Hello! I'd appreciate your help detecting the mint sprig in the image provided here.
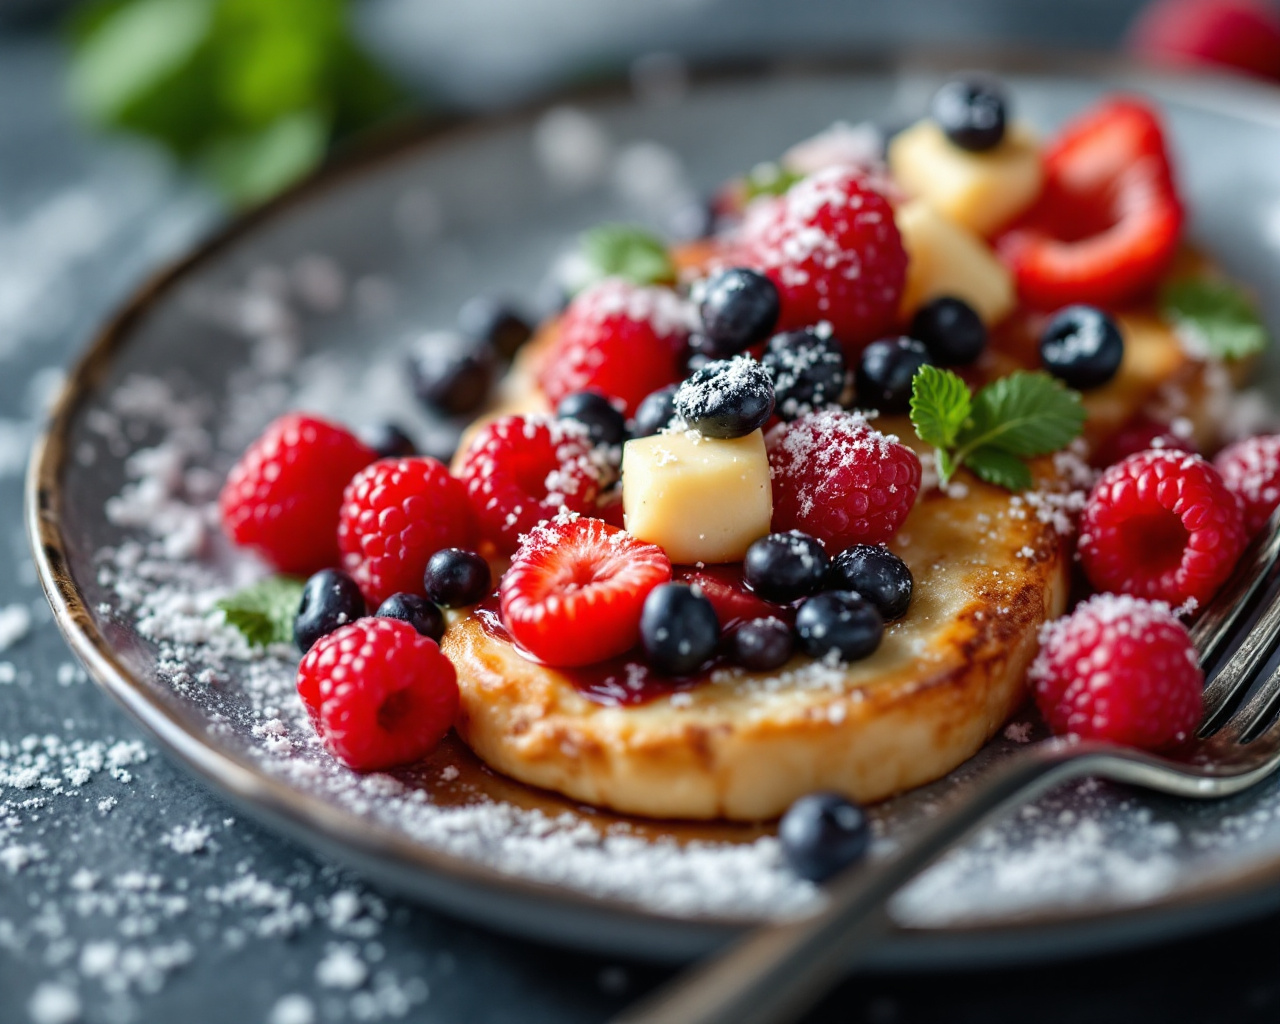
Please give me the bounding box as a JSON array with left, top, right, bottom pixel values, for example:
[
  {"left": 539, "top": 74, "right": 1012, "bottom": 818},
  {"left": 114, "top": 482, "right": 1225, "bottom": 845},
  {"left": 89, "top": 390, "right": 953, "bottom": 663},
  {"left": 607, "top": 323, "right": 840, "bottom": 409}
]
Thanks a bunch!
[
  {"left": 215, "top": 576, "right": 304, "bottom": 647},
  {"left": 1160, "top": 277, "right": 1269, "bottom": 361},
  {"left": 909, "top": 366, "right": 1086, "bottom": 491},
  {"left": 580, "top": 223, "right": 677, "bottom": 287}
]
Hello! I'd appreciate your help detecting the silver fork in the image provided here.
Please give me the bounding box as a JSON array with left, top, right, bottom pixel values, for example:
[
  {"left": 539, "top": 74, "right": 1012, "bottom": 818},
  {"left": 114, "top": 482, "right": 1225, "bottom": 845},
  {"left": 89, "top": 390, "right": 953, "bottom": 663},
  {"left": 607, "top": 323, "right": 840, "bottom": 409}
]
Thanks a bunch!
[{"left": 611, "top": 507, "right": 1280, "bottom": 1024}]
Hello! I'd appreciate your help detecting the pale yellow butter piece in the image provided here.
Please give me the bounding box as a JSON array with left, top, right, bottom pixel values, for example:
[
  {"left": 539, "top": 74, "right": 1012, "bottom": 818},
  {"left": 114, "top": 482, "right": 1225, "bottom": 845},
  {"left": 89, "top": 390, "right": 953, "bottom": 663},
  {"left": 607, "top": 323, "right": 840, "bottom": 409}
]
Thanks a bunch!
[
  {"left": 622, "top": 428, "right": 772, "bottom": 564},
  {"left": 888, "top": 119, "right": 1043, "bottom": 237},
  {"left": 896, "top": 199, "right": 1015, "bottom": 325}
]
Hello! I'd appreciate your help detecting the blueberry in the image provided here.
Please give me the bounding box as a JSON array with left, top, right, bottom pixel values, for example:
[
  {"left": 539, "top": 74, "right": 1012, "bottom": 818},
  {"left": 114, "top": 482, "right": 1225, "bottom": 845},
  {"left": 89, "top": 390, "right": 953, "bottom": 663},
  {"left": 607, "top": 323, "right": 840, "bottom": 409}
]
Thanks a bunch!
[
  {"left": 556, "top": 391, "right": 628, "bottom": 447},
  {"left": 779, "top": 792, "right": 871, "bottom": 882},
  {"left": 932, "top": 76, "right": 1008, "bottom": 152},
  {"left": 629, "top": 385, "right": 679, "bottom": 438},
  {"left": 827, "top": 545, "right": 913, "bottom": 620},
  {"left": 673, "top": 358, "right": 775, "bottom": 439},
  {"left": 407, "top": 331, "right": 496, "bottom": 416},
  {"left": 910, "top": 296, "right": 987, "bottom": 367},
  {"left": 640, "top": 583, "right": 720, "bottom": 675},
  {"left": 1039, "top": 305, "right": 1125, "bottom": 390},
  {"left": 458, "top": 295, "right": 533, "bottom": 362},
  {"left": 728, "top": 617, "right": 794, "bottom": 672},
  {"left": 855, "top": 337, "right": 932, "bottom": 414},
  {"left": 744, "top": 531, "right": 831, "bottom": 603},
  {"left": 424, "top": 548, "right": 492, "bottom": 608},
  {"left": 376, "top": 593, "right": 445, "bottom": 642},
  {"left": 761, "top": 329, "right": 848, "bottom": 420},
  {"left": 794, "top": 591, "right": 883, "bottom": 662},
  {"left": 361, "top": 422, "right": 417, "bottom": 460},
  {"left": 698, "top": 268, "right": 781, "bottom": 358},
  {"left": 295, "top": 569, "right": 365, "bottom": 653}
]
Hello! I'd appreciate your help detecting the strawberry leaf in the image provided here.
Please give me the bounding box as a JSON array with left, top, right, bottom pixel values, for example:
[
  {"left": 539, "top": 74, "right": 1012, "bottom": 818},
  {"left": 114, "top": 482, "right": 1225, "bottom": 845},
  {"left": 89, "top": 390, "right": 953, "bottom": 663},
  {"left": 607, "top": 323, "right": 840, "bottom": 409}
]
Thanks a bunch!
[{"left": 581, "top": 223, "right": 676, "bottom": 287}]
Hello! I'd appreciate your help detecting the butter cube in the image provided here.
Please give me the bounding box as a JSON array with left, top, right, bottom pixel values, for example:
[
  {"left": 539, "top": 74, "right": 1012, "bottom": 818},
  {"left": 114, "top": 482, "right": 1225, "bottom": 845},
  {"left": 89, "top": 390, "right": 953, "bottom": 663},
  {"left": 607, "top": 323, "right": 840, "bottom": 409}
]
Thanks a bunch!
[
  {"left": 888, "top": 120, "right": 1043, "bottom": 237},
  {"left": 622, "top": 429, "right": 772, "bottom": 564},
  {"left": 896, "top": 199, "right": 1015, "bottom": 325}
]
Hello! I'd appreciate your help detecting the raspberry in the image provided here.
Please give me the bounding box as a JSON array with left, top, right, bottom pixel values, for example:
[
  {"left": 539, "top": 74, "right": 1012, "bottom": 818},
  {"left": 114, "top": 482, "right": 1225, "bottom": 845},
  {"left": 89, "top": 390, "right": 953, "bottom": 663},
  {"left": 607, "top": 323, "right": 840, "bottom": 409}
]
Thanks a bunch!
[
  {"left": 296, "top": 617, "right": 458, "bottom": 772},
  {"left": 337, "top": 457, "right": 475, "bottom": 607},
  {"left": 1214, "top": 433, "right": 1280, "bottom": 535},
  {"left": 1079, "top": 449, "right": 1246, "bottom": 607},
  {"left": 736, "top": 167, "right": 907, "bottom": 353},
  {"left": 220, "top": 413, "right": 375, "bottom": 575},
  {"left": 1030, "top": 594, "right": 1202, "bottom": 750},
  {"left": 766, "top": 409, "right": 921, "bottom": 550},
  {"left": 1091, "top": 415, "right": 1196, "bottom": 469},
  {"left": 499, "top": 515, "right": 672, "bottom": 667},
  {"left": 456, "top": 414, "right": 604, "bottom": 553},
  {"left": 536, "top": 278, "right": 690, "bottom": 415}
]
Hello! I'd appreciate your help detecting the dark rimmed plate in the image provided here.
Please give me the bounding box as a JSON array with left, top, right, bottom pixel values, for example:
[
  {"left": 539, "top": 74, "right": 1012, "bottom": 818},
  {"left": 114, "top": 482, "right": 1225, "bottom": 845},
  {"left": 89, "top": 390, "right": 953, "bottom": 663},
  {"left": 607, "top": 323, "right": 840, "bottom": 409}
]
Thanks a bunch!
[{"left": 27, "top": 57, "right": 1280, "bottom": 967}]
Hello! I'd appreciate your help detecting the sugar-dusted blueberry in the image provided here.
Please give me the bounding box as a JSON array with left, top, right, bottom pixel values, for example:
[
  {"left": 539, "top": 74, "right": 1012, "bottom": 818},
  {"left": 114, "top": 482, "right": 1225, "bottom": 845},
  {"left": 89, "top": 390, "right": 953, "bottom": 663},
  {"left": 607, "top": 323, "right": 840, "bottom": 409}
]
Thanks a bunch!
[
  {"left": 673, "top": 358, "right": 775, "bottom": 439},
  {"left": 424, "top": 547, "right": 492, "bottom": 608},
  {"left": 458, "top": 295, "right": 533, "bottom": 362},
  {"left": 630, "top": 384, "right": 680, "bottom": 438},
  {"left": 407, "top": 331, "right": 497, "bottom": 416},
  {"left": 932, "top": 75, "right": 1008, "bottom": 152},
  {"left": 698, "top": 267, "right": 781, "bottom": 358},
  {"left": 376, "top": 593, "right": 445, "bottom": 643},
  {"left": 779, "top": 792, "right": 872, "bottom": 882},
  {"left": 728, "top": 617, "right": 794, "bottom": 672},
  {"left": 295, "top": 569, "right": 365, "bottom": 653},
  {"left": 1039, "top": 305, "right": 1125, "bottom": 390},
  {"left": 360, "top": 422, "right": 418, "bottom": 460},
  {"left": 910, "top": 296, "right": 987, "bottom": 366},
  {"left": 795, "top": 591, "right": 883, "bottom": 662},
  {"left": 855, "top": 336, "right": 932, "bottom": 414},
  {"left": 828, "top": 544, "right": 913, "bottom": 620},
  {"left": 744, "top": 531, "right": 831, "bottom": 603},
  {"left": 640, "top": 582, "right": 720, "bottom": 675},
  {"left": 762, "top": 328, "right": 848, "bottom": 420},
  {"left": 556, "top": 390, "right": 628, "bottom": 447}
]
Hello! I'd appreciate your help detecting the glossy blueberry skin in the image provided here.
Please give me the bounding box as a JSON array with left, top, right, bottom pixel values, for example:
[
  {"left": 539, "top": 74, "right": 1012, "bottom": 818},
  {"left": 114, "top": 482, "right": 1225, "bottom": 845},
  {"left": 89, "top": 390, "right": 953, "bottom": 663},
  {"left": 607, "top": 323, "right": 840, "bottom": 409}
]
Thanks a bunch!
[
  {"left": 931, "top": 76, "right": 1008, "bottom": 152},
  {"left": 698, "top": 267, "right": 781, "bottom": 358},
  {"left": 629, "top": 384, "right": 680, "bottom": 438},
  {"left": 673, "top": 358, "right": 775, "bottom": 439},
  {"left": 361, "top": 422, "right": 417, "bottom": 460},
  {"left": 827, "top": 545, "right": 913, "bottom": 620},
  {"left": 779, "top": 792, "right": 872, "bottom": 882},
  {"left": 407, "top": 332, "right": 496, "bottom": 416},
  {"left": 556, "top": 390, "right": 628, "bottom": 447},
  {"left": 1039, "top": 305, "right": 1125, "bottom": 390},
  {"left": 794, "top": 591, "right": 883, "bottom": 663},
  {"left": 423, "top": 548, "right": 492, "bottom": 608},
  {"left": 910, "top": 296, "right": 987, "bottom": 367},
  {"left": 640, "top": 583, "right": 720, "bottom": 676},
  {"left": 295, "top": 569, "right": 365, "bottom": 653},
  {"left": 855, "top": 337, "right": 933, "bottom": 414},
  {"left": 762, "top": 329, "right": 848, "bottom": 420},
  {"left": 744, "top": 531, "right": 831, "bottom": 603},
  {"left": 376, "top": 593, "right": 445, "bottom": 643},
  {"left": 458, "top": 295, "right": 533, "bottom": 362},
  {"left": 727, "top": 617, "right": 794, "bottom": 672}
]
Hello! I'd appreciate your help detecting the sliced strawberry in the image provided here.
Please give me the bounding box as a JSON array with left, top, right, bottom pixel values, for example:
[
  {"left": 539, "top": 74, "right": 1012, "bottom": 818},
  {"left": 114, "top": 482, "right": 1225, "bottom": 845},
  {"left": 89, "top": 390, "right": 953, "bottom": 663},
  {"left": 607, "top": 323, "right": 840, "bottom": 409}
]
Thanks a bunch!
[
  {"left": 996, "top": 97, "right": 1184, "bottom": 309},
  {"left": 676, "top": 566, "right": 792, "bottom": 628},
  {"left": 499, "top": 516, "right": 673, "bottom": 667}
]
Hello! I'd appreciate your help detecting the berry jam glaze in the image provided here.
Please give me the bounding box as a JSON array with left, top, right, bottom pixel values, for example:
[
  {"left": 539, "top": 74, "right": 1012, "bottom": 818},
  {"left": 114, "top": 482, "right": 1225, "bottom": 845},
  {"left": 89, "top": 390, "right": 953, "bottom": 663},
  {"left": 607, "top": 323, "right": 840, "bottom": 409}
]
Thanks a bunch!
[{"left": 472, "top": 565, "right": 792, "bottom": 707}]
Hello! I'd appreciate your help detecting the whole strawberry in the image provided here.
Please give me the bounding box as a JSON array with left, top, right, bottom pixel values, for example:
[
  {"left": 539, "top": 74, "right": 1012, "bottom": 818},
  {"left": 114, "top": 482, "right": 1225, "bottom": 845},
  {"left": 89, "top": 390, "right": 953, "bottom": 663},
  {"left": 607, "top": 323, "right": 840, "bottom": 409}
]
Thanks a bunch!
[{"left": 220, "top": 413, "right": 376, "bottom": 575}]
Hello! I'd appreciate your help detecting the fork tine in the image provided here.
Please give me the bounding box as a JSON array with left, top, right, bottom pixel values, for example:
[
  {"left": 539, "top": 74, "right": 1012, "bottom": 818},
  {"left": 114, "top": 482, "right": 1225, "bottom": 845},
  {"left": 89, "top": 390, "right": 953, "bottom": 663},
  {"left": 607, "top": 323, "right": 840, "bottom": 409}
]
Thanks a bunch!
[
  {"left": 1190, "top": 503, "right": 1280, "bottom": 666},
  {"left": 1198, "top": 582, "right": 1280, "bottom": 736},
  {"left": 1213, "top": 655, "right": 1280, "bottom": 744}
]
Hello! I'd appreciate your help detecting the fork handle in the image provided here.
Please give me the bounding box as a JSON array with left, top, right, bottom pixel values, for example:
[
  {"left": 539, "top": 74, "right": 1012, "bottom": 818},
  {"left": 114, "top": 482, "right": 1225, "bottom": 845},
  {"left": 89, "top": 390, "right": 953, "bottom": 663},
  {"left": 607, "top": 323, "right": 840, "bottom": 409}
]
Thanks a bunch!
[{"left": 610, "top": 740, "right": 1105, "bottom": 1024}]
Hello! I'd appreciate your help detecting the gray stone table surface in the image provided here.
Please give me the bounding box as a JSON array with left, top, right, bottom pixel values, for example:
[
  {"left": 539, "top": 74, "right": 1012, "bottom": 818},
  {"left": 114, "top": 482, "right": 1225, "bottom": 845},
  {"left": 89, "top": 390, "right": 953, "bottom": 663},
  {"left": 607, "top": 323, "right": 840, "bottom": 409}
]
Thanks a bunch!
[{"left": 5, "top": 24, "right": 1280, "bottom": 1024}]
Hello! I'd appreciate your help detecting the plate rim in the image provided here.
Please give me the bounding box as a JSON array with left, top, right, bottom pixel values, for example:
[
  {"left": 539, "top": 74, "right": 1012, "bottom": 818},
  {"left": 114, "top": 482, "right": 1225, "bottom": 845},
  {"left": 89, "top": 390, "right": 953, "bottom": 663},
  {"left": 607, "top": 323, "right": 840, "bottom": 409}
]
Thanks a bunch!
[{"left": 25, "top": 51, "right": 1280, "bottom": 964}]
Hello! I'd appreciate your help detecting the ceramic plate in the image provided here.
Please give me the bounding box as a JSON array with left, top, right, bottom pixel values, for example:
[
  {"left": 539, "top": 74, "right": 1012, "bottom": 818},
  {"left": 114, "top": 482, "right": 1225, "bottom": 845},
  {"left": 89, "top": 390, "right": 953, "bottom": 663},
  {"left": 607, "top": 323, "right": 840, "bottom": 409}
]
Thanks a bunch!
[{"left": 29, "top": 58, "right": 1280, "bottom": 967}]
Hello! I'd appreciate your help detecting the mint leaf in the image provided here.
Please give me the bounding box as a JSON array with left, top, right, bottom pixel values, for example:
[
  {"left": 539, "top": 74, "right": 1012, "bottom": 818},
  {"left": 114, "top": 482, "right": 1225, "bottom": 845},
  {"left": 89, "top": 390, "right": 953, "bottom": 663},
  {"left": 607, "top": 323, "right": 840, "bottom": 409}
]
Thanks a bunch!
[
  {"left": 957, "top": 371, "right": 1087, "bottom": 459},
  {"left": 966, "top": 447, "right": 1033, "bottom": 491},
  {"left": 581, "top": 223, "right": 676, "bottom": 287},
  {"left": 909, "top": 365, "right": 971, "bottom": 449},
  {"left": 216, "top": 576, "right": 304, "bottom": 647},
  {"left": 1160, "top": 277, "right": 1269, "bottom": 361},
  {"left": 743, "top": 161, "right": 802, "bottom": 200},
  {"left": 204, "top": 110, "right": 327, "bottom": 204}
]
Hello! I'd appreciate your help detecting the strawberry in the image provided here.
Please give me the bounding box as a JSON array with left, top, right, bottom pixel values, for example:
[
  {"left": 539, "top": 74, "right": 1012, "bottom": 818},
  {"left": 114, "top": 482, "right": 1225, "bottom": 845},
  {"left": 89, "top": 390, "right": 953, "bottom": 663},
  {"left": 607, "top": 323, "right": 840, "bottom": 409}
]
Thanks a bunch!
[
  {"left": 1128, "top": 0, "right": 1280, "bottom": 80},
  {"left": 996, "top": 97, "right": 1184, "bottom": 309},
  {"left": 499, "top": 515, "right": 672, "bottom": 667}
]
